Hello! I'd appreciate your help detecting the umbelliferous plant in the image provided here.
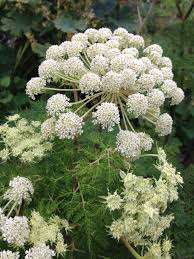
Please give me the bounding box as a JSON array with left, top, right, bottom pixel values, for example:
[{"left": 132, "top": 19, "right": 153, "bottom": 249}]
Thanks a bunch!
[
  {"left": 0, "top": 176, "right": 71, "bottom": 258},
  {"left": 0, "top": 27, "right": 185, "bottom": 258}
]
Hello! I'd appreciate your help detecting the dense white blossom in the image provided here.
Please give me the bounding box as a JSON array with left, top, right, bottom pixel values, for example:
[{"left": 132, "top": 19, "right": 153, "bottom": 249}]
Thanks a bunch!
[
  {"left": 92, "top": 102, "right": 120, "bottom": 131},
  {"left": 26, "top": 77, "right": 46, "bottom": 100},
  {"left": 38, "top": 59, "right": 60, "bottom": 81},
  {"left": 104, "top": 47, "right": 121, "bottom": 60},
  {"left": 161, "top": 67, "right": 174, "bottom": 80},
  {"left": 55, "top": 112, "right": 84, "bottom": 139},
  {"left": 46, "top": 45, "right": 64, "bottom": 60},
  {"left": 1, "top": 216, "right": 29, "bottom": 247},
  {"left": 122, "top": 47, "right": 139, "bottom": 57},
  {"left": 46, "top": 94, "right": 71, "bottom": 116},
  {"left": 84, "top": 28, "right": 99, "bottom": 43},
  {"left": 101, "top": 71, "right": 122, "bottom": 93},
  {"left": 160, "top": 57, "right": 172, "bottom": 69},
  {"left": 136, "top": 74, "right": 155, "bottom": 92},
  {"left": 149, "top": 68, "right": 164, "bottom": 85},
  {"left": 0, "top": 251, "right": 20, "bottom": 259},
  {"left": 121, "top": 69, "right": 136, "bottom": 89},
  {"left": 98, "top": 27, "right": 112, "bottom": 42},
  {"left": 129, "top": 35, "right": 144, "bottom": 48},
  {"left": 41, "top": 118, "right": 56, "bottom": 139},
  {"left": 138, "top": 132, "right": 153, "bottom": 151},
  {"left": 147, "top": 89, "right": 165, "bottom": 108},
  {"left": 155, "top": 113, "right": 173, "bottom": 136},
  {"left": 25, "top": 245, "right": 55, "bottom": 259},
  {"left": 171, "top": 87, "right": 184, "bottom": 105},
  {"left": 116, "top": 130, "right": 141, "bottom": 161},
  {"left": 90, "top": 55, "right": 109, "bottom": 75},
  {"left": 3, "top": 176, "right": 34, "bottom": 205},
  {"left": 63, "top": 57, "right": 86, "bottom": 78},
  {"left": 160, "top": 79, "right": 177, "bottom": 98},
  {"left": 71, "top": 33, "right": 88, "bottom": 47},
  {"left": 79, "top": 72, "right": 101, "bottom": 94},
  {"left": 127, "top": 93, "right": 148, "bottom": 117},
  {"left": 104, "top": 191, "right": 123, "bottom": 211},
  {"left": 87, "top": 43, "right": 108, "bottom": 59}
]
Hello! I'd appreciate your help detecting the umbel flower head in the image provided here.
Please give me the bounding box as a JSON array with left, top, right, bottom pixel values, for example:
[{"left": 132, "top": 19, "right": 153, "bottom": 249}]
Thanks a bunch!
[
  {"left": 25, "top": 244, "right": 55, "bottom": 259},
  {"left": 105, "top": 148, "right": 182, "bottom": 258},
  {"left": 25, "top": 27, "right": 184, "bottom": 161},
  {"left": 0, "top": 116, "right": 52, "bottom": 163},
  {"left": 0, "top": 250, "right": 20, "bottom": 259},
  {"left": 0, "top": 216, "right": 29, "bottom": 247},
  {"left": 3, "top": 176, "right": 34, "bottom": 205}
]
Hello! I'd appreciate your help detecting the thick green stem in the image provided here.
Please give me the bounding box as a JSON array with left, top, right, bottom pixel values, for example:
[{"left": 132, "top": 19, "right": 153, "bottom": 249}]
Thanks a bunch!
[{"left": 121, "top": 237, "right": 143, "bottom": 259}]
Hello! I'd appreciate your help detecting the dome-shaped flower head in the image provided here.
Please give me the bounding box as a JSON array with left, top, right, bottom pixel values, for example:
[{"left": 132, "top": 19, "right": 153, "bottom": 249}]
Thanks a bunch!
[
  {"left": 116, "top": 130, "right": 141, "bottom": 161},
  {"left": 41, "top": 118, "right": 56, "bottom": 139},
  {"left": 26, "top": 77, "right": 46, "bottom": 100},
  {"left": 1, "top": 216, "right": 29, "bottom": 247},
  {"left": 46, "top": 45, "right": 64, "bottom": 60},
  {"left": 46, "top": 94, "right": 71, "bottom": 117},
  {"left": 127, "top": 93, "right": 148, "bottom": 118},
  {"left": 0, "top": 250, "right": 20, "bottom": 259},
  {"left": 79, "top": 72, "right": 101, "bottom": 95},
  {"left": 25, "top": 244, "right": 55, "bottom": 259},
  {"left": 155, "top": 113, "right": 173, "bottom": 136},
  {"left": 3, "top": 176, "right": 34, "bottom": 205},
  {"left": 55, "top": 112, "right": 84, "bottom": 139},
  {"left": 92, "top": 102, "right": 120, "bottom": 131}
]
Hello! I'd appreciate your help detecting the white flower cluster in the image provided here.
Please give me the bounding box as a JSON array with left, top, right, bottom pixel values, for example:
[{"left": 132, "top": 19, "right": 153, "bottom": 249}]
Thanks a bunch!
[
  {"left": 29, "top": 211, "right": 70, "bottom": 256},
  {"left": 116, "top": 130, "right": 153, "bottom": 161},
  {"left": 3, "top": 176, "right": 34, "bottom": 205},
  {"left": 0, "top": 177, "right": 70, "bottom": 258},
  {"left": 0, "top": 115, "right": 52, "bottom": 163},
  {"left": 105, "top": 148, "right": 182, "bottom": 257},
  {"left": 25, "top": 245, "right": 55, "bottom": 259},
  {"left": 1, "top": 216, "right": 29, "bottom": 247},
  {"left": 0, "top": 251, "right": 20, "bottom": 259},
  {"left": 25, "top": 27, "right": 184, "bottom": 144},
  {"left": 92, "top": 102, "right": 120, "bottom": 131}
]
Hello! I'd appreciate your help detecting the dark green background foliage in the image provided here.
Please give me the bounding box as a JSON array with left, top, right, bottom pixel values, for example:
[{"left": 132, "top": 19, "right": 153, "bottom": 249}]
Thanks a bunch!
[{"left": 0, "top": 0, "right": 194, "bottom": 258}]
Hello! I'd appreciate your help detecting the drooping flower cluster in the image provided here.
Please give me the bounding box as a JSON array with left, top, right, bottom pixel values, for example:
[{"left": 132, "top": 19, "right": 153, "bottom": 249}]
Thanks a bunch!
[
  {"left": 25, "top": 27, "right": 184, "bottom": 161},
  {"left": 0, "top": 115, "right": 52, "bottom": 163},
  {"left": 105, "top": 148, "right": 183, "bottom": 258},
  {"left": 0, "top": 177, "right": 71, "bottom": 258},
  {"left": 29, "top": 211, "right": 71, "bottom": 255}
]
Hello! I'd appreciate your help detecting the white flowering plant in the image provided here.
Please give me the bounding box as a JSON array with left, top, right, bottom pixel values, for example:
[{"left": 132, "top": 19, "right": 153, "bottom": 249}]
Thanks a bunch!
[
  {"left": 0, "top": 176, "right": 71, "bottom": 258},
  {"left": 0, "top": 27, "right": 185, "bottom": 258}
]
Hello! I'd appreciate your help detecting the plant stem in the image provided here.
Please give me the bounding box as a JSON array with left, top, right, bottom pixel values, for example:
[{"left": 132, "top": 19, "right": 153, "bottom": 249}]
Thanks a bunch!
[
  {"left": 121, "top": 237, "right": 143, "bottom": 259},
  {"left": 44, "top": 87, "right": 80, "bottom": 92}
]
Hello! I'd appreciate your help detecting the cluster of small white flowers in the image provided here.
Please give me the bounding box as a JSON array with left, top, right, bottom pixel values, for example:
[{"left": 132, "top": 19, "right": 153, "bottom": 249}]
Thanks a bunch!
[
  {"left": 79, "top": 72, "right": 101, "bottom": 94},
  {"left": 0, "top": 117, "right": 52, "bottom": 163},
  {"left": 127, "top": 93, "right": 148, "bottom": 118},
  {"left": 3, "top": 176, "right": 34, "bottom": 205},
  {"left": 147, "top": 89, "right": 165, "bottom": 108},
  {"left": 92, "top": 102, "right": 120, "bottom": 131},
  {"left": 1, "top": 216, "right": 29, "bottom": 247},
  {"left": 29, "top": 211, "right": 70, "bottom": 256},
  {"left": 106, "top": 149, "right": 182, "bottom": 253},
  {"left": 116, "top": 130, "right": 141, "bottom": 161},
  {"left": 138, "top": 132, "right": 153, "bottom": 152},
  {"left": 46, "top": 45, "right": 64, "bottom": 60},
  {"left": 104, "top": 191, "right": 123, "bottom": 211},
  {"left": 25, "top": 245, "right": 55, "bottom": 259},
  {"left": 38, "top": 59, "right": 60, "bottom": 81},
  {"left": 155, "top": 113, "right": 173, "bottom": 136},
  {"left": 63, "top": 57, "right": 86, "bottom": 78},
  {"left": 26, "top": 77, "right": 46, "bottom": 100},
  {"left": 0, "top": 251, "right": 20, "bottom": 259},
  {"left": 46, "top": 94, "right": 71, "bottom": 116},
  {"left": 41, "top": 118, "right": 56, "bottom": 139},
  {"left": 55, "top": 112, "right": 84, "bottom": 139},
  {"left": 116, "top": 130, "right": 153, "bottom": 160}
]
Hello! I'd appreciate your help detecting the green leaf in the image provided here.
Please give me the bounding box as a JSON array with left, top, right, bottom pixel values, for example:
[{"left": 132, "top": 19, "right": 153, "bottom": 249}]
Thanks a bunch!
[
  {"left": 1, "top": 12, "right": 38, "bottom": 36},
  {"left": 54, "top": 15, "right": 87, "bottom": 33},
  {"left": 0, "top": 76, "right": 10, "bottom": 88},
  {"left": 32, "top": 43, "right": 51, "bottom": 58}
]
